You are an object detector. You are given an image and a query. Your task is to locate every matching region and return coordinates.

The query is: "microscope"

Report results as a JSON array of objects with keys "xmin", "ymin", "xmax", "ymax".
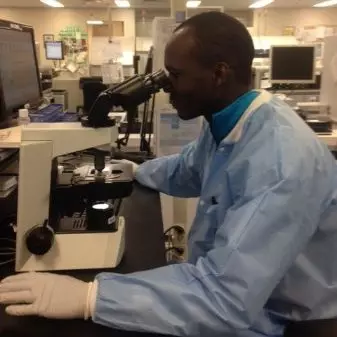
[{"xmin": 15, "ymin": 69, "xmax": 170, "ymax": 272}]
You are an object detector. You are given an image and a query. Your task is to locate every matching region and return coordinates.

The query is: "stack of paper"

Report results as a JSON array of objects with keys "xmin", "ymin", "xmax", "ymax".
[
  {"xmin": 0, "ymin": 149, "xmax": 16, "ymax": 163},
  {"xmin": 0, "ymin": 176, "xmax": 17, "ymax": 198}
]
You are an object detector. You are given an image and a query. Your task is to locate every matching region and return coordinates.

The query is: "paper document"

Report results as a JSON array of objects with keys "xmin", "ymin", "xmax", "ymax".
[
  {"xmin": 0, "ymin": 185, "xmax": 16, "ymax": 198},
  {"xmin": 102, "ymin": 63, "xmax": 124, "ymax": 84},
  {"xmin": 0, "ymin": 176, "xmax": 17, "ymax": 191},
  {"xmin": 90, "ymin": 37, "xmax": 122, "ymax": 65}
]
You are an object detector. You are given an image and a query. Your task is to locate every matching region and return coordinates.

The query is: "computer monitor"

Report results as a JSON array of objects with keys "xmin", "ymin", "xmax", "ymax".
[
  {"xmin": 0, "ymin": 19, "xmax": 41, "ymax": 126},
  {"xmin": 270, "ymin": 45, "xmax": 316, "ymax": 84},
  {"xmin": 45, "ymin": 41, "xmax": 64, "ymax": 61}
]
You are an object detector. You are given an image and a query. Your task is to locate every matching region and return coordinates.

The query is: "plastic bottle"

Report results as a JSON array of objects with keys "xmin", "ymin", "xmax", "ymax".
[{"xmin": 18, "ymin": 108, "xmax": 30, "ymax": 126}]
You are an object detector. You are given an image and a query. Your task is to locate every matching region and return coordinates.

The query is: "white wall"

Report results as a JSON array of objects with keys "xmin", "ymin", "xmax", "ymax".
[
  {"xmin": 2, "ymin": 6, "xmax": 337, "ymax": 45},
  {"xmin": 253, "ymin": 8, "xmax": 337, "ymax": 36},
  {"xmin": 0, "ymin": 8, "xmax": 135, "ymax": 66}
]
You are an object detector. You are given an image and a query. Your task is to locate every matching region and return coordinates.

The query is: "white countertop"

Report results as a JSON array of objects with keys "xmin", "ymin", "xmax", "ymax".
[
  {"xmin": 1, "ymin": 125, "xmax": 336, "ymax": 150},
  {"xmin": 0, "ymin": 126, "xmax": 22, "ymax": 148},
  {"xmin": 0, "ymin": 125, "xmax": 148, "ymax": 150}
]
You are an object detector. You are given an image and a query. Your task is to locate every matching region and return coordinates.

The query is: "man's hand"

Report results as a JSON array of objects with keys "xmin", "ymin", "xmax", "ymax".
[{"xmin": 0, "ymin": 272, "xmax": 92, "ymax": 319}]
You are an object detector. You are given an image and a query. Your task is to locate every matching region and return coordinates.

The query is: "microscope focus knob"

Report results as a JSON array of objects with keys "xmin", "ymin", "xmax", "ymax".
[{"xmin": 25, "ymin": 223, "xmax": 54, "ymax": 256}]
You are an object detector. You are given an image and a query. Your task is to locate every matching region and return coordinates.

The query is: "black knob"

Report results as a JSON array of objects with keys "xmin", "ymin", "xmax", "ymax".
[{"xmin": 25, "ymin": 225, "xmax": 54, "ymax": 255}]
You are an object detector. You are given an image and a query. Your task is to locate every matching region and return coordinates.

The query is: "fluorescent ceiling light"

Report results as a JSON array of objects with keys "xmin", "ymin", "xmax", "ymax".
[
  {"xmin": 40, "ymin": 0, "xmax": 64, "ymax": 7},
  {"xmin": 86, "ymin": 20, "xmax": 104, "ymax": 25},
  {"xmin": 249, "ymin": 0, "xmax": 274, "ymax": 8},
  {"xmin": 314, "ymin": 0, "xmax": 337, "ymax": 7},
  {"xmin": 115, "ymin": 0, "xmax": 130, "ymax": 7},
  {"xmin": 186, "ymin": 1, "xmax": 201, "ymax": 7}
]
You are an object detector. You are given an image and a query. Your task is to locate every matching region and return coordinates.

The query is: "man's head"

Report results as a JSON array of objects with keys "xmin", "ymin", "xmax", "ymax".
[{"xmin": 164, "ymin": 12, "xmax": 254, "ymax": 120}]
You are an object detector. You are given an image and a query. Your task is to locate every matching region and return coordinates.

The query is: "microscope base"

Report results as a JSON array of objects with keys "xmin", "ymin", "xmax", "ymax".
[{"xmin": 16, "ymin": 217, "xmax": 126, "ymax": 272}]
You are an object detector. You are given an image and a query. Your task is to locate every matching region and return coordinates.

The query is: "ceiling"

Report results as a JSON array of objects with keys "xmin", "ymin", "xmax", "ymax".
[{"xmin": 0, "ymin": 0, "xmax": 332, "ymax": 9}]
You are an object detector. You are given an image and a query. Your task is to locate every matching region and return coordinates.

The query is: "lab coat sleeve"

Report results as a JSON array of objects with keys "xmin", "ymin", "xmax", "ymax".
[
  {"xmin": 134, "ymin": 138, "xmax": 202, "ymax": 198},
  {"xmin": 93, "ymin": 141, "xmax": 326, "ymax": 336}
]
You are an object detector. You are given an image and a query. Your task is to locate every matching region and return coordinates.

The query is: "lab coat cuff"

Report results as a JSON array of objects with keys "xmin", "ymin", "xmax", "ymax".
[{"xmin": 85, "ymin": 279, "xmax": 98, "ymax": 320}]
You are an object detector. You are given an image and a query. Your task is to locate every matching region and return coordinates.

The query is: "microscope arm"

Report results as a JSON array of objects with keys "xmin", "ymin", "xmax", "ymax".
[{"xmin": 82, "ymin": 69, "xmax": 170, "ymax": 129}]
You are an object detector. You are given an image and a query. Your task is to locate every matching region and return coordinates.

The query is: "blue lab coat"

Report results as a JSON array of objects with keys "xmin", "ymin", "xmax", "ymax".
[{"xmin": 93, "ymin": 90, "xmax": 337, "ymax": 337}]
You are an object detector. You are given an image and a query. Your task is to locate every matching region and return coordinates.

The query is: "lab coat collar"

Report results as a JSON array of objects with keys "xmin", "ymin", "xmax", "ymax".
[
  {"xmin": 222, "ymin": 90, "xmax": 273, "ymax": 144},
  {"xmin": 210, "ymin": 90, "xmax": 260, "ymax": 145}
]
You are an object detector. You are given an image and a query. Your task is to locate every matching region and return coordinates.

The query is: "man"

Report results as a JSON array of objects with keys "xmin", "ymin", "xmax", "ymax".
[{"xmin": 1, "ymin": 12, "xmax": 337, "ymax": 337}]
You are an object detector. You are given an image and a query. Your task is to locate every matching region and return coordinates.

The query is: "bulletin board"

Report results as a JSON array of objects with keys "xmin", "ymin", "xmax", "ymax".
[
  {"xmin": 59, "ymin": 25, "xmax": 88, "ymax": 55},
  {"xmin": 57, "ymin": 25, "xmax": 89, "ymax": 72}
]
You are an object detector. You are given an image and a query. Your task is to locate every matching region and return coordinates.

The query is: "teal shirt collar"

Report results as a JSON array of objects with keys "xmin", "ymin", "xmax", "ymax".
[{"xmin": 210, "ymin": 90, "xmax": 260, "ymax": 145}]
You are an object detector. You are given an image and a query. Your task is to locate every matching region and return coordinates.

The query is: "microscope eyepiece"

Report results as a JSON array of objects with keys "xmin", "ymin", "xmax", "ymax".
[
  {"xmin": 144, "ymin": 69, "xmax": 172, "ymax": 93},
  {"xmin": 82, "ymin": 69, "xmax": 170, "ymax": 128}
]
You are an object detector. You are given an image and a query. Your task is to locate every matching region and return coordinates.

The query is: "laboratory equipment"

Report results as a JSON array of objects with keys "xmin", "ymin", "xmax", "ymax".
[
  {"xmin": 8, "ymin": 69, "xmax": 170, "ymax": 272},
  {"xmin": 296, "ymin": 102, "xmax": 332, "ymax": 135},
  {"xmin": 270, "ymin": 45, "xmax": 316, "ymax": 84},
  {"xmin": 52, "ymin": 74, "xmax": 83, "ymax": 113},
  {"xmin": 296, "ymin": 102, "xmax": 331, "ymax": 135},
  {"xmin": 254, "ymin": 49, "xmax": 269, "ymax": 58},
  {"xmin": 0, "ymin": 19, "xmax": 41, "ymax": 127},
  {"xmin": 77, "ymin": 80, "xmax": 108, "ymax": 116},
  {"xmin": 13, "ymin": 122, "xmax": 133, "ymax": 272},
  {"xmin": 45, "ymin": 41, "xmax": 64, "ymax": 61},
  {"xmin": 51, "ymin": 89, "xmax": 68, "ymax": 111},
  {"xmin": 41, "ymin": 68, "xmax": 53, "ymax": 91},
  {"xmin": 17, "ymin": 109, "xmax": 30, "ymax": 126},
  {"xmin": 85, "ymin": 68, "xmax": 170, "ymax": 163},
  {"xmin": 85, "ymin": 69, "xmax": 170, "ymax": 127},
  {"xmin": 303, "ymin": 116, "xmax": 332, "ymax": 134},
  {"xmin": 0, "ymin": 18, "xmax": 170, "ymax": 271},
  {"xmin": 297, "ymin": 102, "xmax": 329, "ymax": 115}
]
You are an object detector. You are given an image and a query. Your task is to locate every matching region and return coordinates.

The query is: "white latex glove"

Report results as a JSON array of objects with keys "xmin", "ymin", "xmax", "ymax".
[
  {"xmin": 110, "ymin": 159, "xmax": 139, "ymax": 177},
  {"xmin": 0, "ymin": 272, "xmax": 95, "ymax": 319}
]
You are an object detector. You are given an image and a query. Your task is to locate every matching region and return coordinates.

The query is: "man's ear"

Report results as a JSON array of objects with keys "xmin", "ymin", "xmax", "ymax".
[{"xmin": 213, "ymin": 62, "xmax": 230, "ymax": 86}]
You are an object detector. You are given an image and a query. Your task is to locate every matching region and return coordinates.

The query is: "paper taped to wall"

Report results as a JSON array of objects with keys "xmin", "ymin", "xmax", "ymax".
[
  {"xmin": 101, "ymin": 63, "xmax": 124, "ymax": 84},
  {"xmin": 90, "ymin": 37, "xmax": 122, "ymax": 65}
]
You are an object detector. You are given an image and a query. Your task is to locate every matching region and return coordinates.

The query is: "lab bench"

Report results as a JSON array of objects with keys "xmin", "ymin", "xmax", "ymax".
[{"xmin": 0, "ymin": 182, "xmax": 172, "ymax": 337}]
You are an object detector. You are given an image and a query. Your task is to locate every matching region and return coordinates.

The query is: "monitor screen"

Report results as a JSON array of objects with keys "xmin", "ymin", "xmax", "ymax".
[
  {"xmin": 0, "ymin": 25, "xmax": 41, "ymax": 117},
  {"xmin": 45, "ymin": 41, "xmax": 64, "ymax": 60},
  {"xmin": 270, "ymin": 46, "xmax": 316, "ymax": 84}
]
